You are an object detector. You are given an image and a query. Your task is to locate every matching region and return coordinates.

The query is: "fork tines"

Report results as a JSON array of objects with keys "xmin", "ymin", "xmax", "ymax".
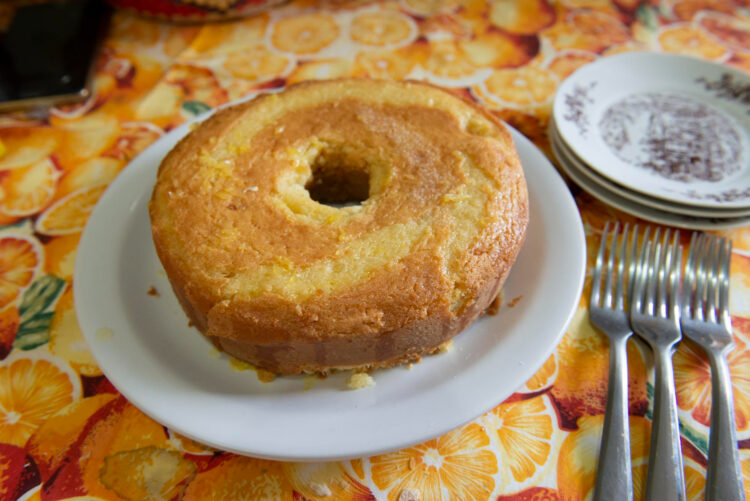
[{"xmin": 680, "ymin": 233, "xmax": 745, "ymax": 501}]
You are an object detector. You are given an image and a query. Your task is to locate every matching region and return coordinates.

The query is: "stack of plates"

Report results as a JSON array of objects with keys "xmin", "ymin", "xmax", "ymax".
[{"xmin": 550, "ymin": 52, "xmax": 750, "ymax": 230}]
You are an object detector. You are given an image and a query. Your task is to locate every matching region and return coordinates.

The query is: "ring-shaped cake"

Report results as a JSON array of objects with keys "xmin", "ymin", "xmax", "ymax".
[{"xmin": 150, "ymin": 79, "xmax": 528, "ymax": 374}]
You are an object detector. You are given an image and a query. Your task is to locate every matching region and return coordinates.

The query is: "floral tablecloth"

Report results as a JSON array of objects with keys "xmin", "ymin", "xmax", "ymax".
[{"xmin": 1, "ymin": 1, "xmax": 749, "ymax": 499}]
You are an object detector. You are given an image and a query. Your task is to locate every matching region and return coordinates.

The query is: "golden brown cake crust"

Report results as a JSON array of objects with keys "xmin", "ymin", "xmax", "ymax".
[{"xmin": 149, "ymin": 79, "xmax": 528, "ymax": 375}]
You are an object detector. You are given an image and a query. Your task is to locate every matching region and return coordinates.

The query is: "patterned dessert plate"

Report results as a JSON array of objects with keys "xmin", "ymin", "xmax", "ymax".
[
  {"xmin": 553, "ymin": 52, "xmax": 750, "ymax": 209},
  {"xmin": 550, "ymin": 124, "xmax": 750, "ymax": 230},
  {"xmin": 74, "ymin": 110, "xmax": 586, "ymax": 461},
  {"xmin": 549, "ymin": 121, "xmax": 750, "ymax": 219}
]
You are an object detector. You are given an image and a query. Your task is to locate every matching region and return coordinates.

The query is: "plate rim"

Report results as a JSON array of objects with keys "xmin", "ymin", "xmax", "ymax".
[
  {"xmin": 549, "ymin": 121, "xmax": 750, "ymax": 218},
  {"xmin": 549, "ymin": 124, "xmax": 750, "ymax": 230},
  {"xmin": 74, "ymin": 112, "xmax": 586, "ymax": 461}
]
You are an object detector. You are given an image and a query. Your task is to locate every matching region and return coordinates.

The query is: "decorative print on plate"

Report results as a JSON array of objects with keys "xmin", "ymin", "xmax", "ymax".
[
  {"xmin": 680, "ymin": 187, "xmax": 750, "ymax": 202},
  {"xmin": 696, "ymin": 73, "xmax": 750, "ymax": 112},
  {"xmin": 598, "ymin": 92, "xmax": 742, "ymax": 183},
  {"xmin": 563, "ymin": 82, "xmax": 596, "ymax": 137}
]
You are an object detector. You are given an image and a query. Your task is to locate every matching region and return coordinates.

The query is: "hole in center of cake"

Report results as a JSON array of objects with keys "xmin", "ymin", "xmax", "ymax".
[{"xmin": 305, "ymin": 149, "xmax": 371, "ymax": 207}]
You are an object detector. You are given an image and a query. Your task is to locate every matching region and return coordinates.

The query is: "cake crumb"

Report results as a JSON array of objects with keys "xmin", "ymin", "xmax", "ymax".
[
  {"xmin": 309, "ymin": 482, "xmax": 331, "ymax": 497},
  {"xmin": 438, "ymin": 340, "xmax": 454, "ymax": 353},
  {"xmin": 507, "ymin": 295, "xmax": 523, "ymax": 308},
  {"xmin": 399, "ymin": 488, "xmax": 421, "ymax": 501},
  {"xmin": 147, "ymin": 286, "xmax": 160, "ymax": 297},
  {"xmin": 407, "ymin": 363, "xmax": 414, "ymax": 370},
  {"xmin": 188, "ymin": 320, "xmax": 195, "ymax": 327},
  {"xmin": 486, "ymin": 292, "xmax": 503, "ymax": 315},
  {"xmin": 347, "ymin": 372, "xmax": 375, "ymax": 390},
  {"xmin": 96, "ymin": 328, "xmax": 114, "ymax": 341}
]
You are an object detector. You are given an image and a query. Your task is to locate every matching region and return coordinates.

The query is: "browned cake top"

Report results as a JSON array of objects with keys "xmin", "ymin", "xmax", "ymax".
[{"xmin": 150, "ymin": 79, "xmax": 528, "ymax": 342}]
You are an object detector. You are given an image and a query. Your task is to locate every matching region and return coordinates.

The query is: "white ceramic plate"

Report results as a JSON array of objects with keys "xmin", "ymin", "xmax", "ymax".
[
  {"xmin": 549, "ymin": 122, "xmax": 750, "ymax": 218},
  {"xmin": 550, "ymin": 125, "xmax": 750, "ymax": 230},
  {"xmin": 74, "ymin": 117, "xmax": 586, "ymax": 462},
  {"xmin": 553, "ymin": 52, "xmax": 750, "ymax": 209}
]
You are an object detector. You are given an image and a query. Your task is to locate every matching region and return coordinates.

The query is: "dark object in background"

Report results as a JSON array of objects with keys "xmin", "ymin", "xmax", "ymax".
[
  {"xmin": 106, "ymin": 0, "xmax": 287, "ymax": 23},
  {"xmin": 0, "ymin": 0, "xmax": 110, "ymax": 112}
]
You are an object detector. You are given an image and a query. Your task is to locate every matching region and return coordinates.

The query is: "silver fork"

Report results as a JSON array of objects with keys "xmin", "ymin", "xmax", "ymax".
[
  {"xmin": 681, "ymin": 233, "xmax": 745, "ymax": 501},
  {"xmin": 630, "ymin": 228, "xmax": 686, "ymax": 501},
  {"xmin": 590, "ymin": 222, "xmax": 637, "ymax": 501}
]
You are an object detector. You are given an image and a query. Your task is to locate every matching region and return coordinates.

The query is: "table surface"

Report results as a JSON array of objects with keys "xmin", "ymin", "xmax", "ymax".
[{"xmin": 1, "ymin": 1, "xmax": 749, "ymax": 500}]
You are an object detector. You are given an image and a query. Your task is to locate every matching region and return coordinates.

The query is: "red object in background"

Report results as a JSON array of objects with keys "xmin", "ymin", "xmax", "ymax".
[{"xmin": 106, "ymin": 0, "xmax": 287, "ymax": 22}]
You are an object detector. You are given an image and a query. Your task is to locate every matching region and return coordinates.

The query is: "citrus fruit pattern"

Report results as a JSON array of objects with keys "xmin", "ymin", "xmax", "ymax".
[
  {"xmin": 362, "ymin": 421, "xmax": 498, "ymax": 500},
  {"xmin": 271, "ymin": 14, "xmax": 340, "ymax": 54},
  {"xmin": 350, "ymin": 11, "xmax": 416, "ymax": 46},
  {"xmin": 35, "ymin": 185, "xmax": 108, "ymax": 236},
  {"xmin": 0, "ymin": 1, "xmax": 748, "ymax": 499},
  {"xmin": 0, "ymin": 351, "xmax": 81, "ymax": 446},
  {"xmin": 0, "ymin": 234, "xmax": 43, "ymax": 311},
  {"xmin": 0, "ymin": 159, "xmax": 60, "ymax": 217},
  {"xmin": 483, "ymin": 394, "xmax": 562, "ymax": 487}
]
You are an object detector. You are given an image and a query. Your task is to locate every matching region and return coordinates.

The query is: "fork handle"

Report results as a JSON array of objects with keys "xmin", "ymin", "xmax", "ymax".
[
  {"xmin": 645, "ymin": 347, "xmax": 686, "ymax": 501},
  {"xmin": 705, "ymin": 349, "xmax": 745, "ymax": 501},
  {"xmin": 593, "ymin": 335, "xmax": 633, "ymax": 501}
]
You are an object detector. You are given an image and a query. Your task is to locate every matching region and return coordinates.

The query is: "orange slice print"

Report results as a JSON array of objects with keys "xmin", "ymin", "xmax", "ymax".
[
  {"xmin": 542, "ymin": 10, "xmax": 629, "ymax": 53},
  {"xmin": 44, "ymin": 234, "xmax": 80, "ymax": 283},
  {"xmin": 0, "ymin": 234, "xmax": 43, "ymax": 311},
  {"xmin": 223, "ymin": 45, "xmax": 292, "ymax": 83},
  {"xmin": 26, "ymin": 394, "xmax": 117, "ymax": 479},
  {"xmin": 35, "ymin": 185, "xmax": 107, "ymax": 236},
  {"xmin": 354, "ymin": 47, "xmax": 419, "ymax": 80},
  {"xmin": 697, "ymin": 11, "xmax": 750, "ymax": 51},
  {"xmin": 558, "ymin": 415, "xmax": 647, "ymax": 500},
  {"xmin": 459, "ymin": 31, "xmax": 539, "ymax": 69},
  {"xmin": 546, "ymin": 51, "xmax": 598, "ymax": 81},
  {"xmin": 401, "ymin": 0, "xmax": 465, "ymax": 16},
  {"xmin": 271, "ymin": 14, "xmax": 340, "ymax": 55},
  {"xmin": 167, "ymin": 429, "xmax": 217, "ymax": 455},
  {"xmin": 484, "ymin": 394, "xmax": 561, "ymax": 486},
  {"xmin": 55, "ymin": 157, "xmax": 123, "ymax": 201},
  {"xmin": 0, "ymin": 306, "xmax": 19, "ymax": 360},
  {"xmin": 288, "ymin": 59, "xmax": 355, "ymax": 84},
  {"xmin": 182, "ymin": 455, "xmax": 294, "ymax": 501},
  {"xmin": 283, "ymin": 462, "xmax": 374, "ymax": 500},
  {"xmin": 104, "ymin": 122, "xmax": 164, "ymax": 163},
  {"xmin": 100, "ymin": 446, "xmax": 197, "ymax": 500},
  {"xmin": 731, "ymin": 254, "xmax": 750, "ymax": 318},
  {"xmin": 675, "ymin": 336, "xmax": 750, "ymax": 434},
  {"xmin": 489, "ymin": 0, "xmax": 556, "ymax": 35},
  {"xmin": 421, "ymin": 40, "xmax": 489, "ymax": 84},
  {"xmin": 182, "ymin": 13, "xmax": 269, "ymax": 58},
  {"xmin": 0, "ymin": 352, "xmax": 81, "ymax": 446},
  {"xmin": 0, "ymin": 158, "xmax": 60, "ymax": 217},
  {"xmin": 49, "ymin": 286, "xmax": 100, "ymax": 377},
  {"xmin": 549, "ymin": 306, "xmax": 649, "ymax": 425},
  {"xmin": 479, "ymin": 65, "xmax": 558, "ymax": 108},
  {"xmin": 367, "ymin": 422, "xmax": 498, "ymax": 500},
  {"xmin": 522, "ymin": 352, "xmax": 557, "ymax": 392},
  {"xmin": 632, "ymin": 457, "xmax": 707, "ymax": 501},
  {"xmin": 52, "ymin": 113, "xmax": 121, "ymax": 170},
  {"xmin": 351, "ymin": 11, "xmax": 416, "ymax": 47},
  {"xmin": 672, "ymin": 0, "xmax": 739, "ymax": 21},
  {"xmin": 657, "ymin": 24, "xmax": 728, "ymax": 60},
  {"xmin": 0, "ymin": 129, "xmax": 59, "ymax": 171}
]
